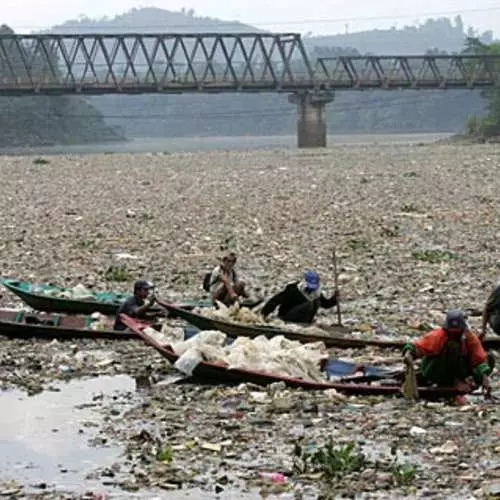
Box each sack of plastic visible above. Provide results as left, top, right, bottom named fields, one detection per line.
left=145, top=325, right=184, bottom=347
left=174, top=347, right=203, bottom=376
left=71, top=283, right=96, bottom=301
left=172, top=330, right=227, bottom=356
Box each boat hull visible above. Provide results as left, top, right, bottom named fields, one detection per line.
left=1, top=278, right=209, bottom=316
left=0, top=309, right=137, bottom=340
left=157, top=299, right=500, bottom=350
left=122, top=314, right=468, bottom=399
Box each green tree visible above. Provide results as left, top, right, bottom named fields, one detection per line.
left=463, top=38, right=500, bottom=138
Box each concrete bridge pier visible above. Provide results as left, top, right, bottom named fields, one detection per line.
left=288, top=91, right=334, bottom=148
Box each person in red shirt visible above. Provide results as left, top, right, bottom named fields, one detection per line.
left=403, top=309, right=492, bottom=396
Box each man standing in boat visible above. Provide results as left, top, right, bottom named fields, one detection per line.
left=260, top=270, right=339, bottom=325
left=403, top=309, right=493, bottom=396
left=206, top=253, right=249, bottom=307
left=113, top=279, right=156, bottom=331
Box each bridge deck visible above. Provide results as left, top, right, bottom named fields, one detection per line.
left=0, top=33, right=498, bottom=95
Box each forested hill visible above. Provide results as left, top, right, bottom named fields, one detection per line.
left=50, top=7, right=262, bottom=34
left=0, top=25, right=124, bottom=148
left=34, top=10, right=500, bottom=140
left=307, top=16, right=493, bottom=55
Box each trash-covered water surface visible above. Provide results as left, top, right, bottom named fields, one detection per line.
left=0, top=143, right=499, bottom=498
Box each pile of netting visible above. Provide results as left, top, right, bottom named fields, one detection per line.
left=144, top=324, right=329, bottom=382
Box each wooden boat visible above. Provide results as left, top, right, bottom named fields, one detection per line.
left=0, top=309, right=136, bottom=340
left=1, top=278, right=211, bottom=316
left=0, top=308, right=201, bottom=341
left=157, top=299, right=500, bottom=350
left=122, top=315, right=468, bottom=399
left=157, top=298, right=405, bottom=349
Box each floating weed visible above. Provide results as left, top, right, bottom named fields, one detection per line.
left=76, top=239, right=98, bottom=250
left=138, top=212, right=154, bottom=223
left=401, top=202, right=420, bottom=213
left=293, top=440, right=367, bottom=480
left=294, top=440, right=419, bottom=487
left=346, top=238, right=368, bottom=251
left=104, top=265, right=131, bottom=282
left=157, top=442, right=173, bottom=463
left=33, top=157, right=50, bottom=165
left=391, top=462, right=418, bottom=486
left=412, top=249, right=458, bottom=263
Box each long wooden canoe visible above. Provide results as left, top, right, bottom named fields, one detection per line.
left=1, top=278, right=211, bottom=316
left=157, top=299, right=406, bottom=349
left=122, top=315, right=468, bottom=399
left=0, top=308, right=203, bottom=341
left=0, top=309, right=136, bottom=340
left=157, top=298, right=500, bottom=350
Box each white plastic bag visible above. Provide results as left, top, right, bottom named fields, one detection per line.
left=174, top=348, right=203, bottom=376
left=71, top=283, right=96, bottom=301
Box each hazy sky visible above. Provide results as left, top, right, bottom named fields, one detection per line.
left=3, top=0, right=500, bottom=36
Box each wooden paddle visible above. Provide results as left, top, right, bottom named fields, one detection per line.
left=332, top=248, right=342, bottom=326
left=402, top=363, right=419, bottom=400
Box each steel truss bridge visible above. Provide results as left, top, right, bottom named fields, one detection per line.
left=0, top=33, right=499, bottom=95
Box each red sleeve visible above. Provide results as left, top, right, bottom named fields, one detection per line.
left=465, top=332, right=487, bottom=367
left=414, top=329, right=448, bottom=356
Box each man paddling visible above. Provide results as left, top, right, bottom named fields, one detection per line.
left=403, top=309, right=492, bottom=397
left=260, top=270, right=339, bottom=325
left=113, top=279, right=156, bottom=331
left=206, top=253, right=249, bottom=307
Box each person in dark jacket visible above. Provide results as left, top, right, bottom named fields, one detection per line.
left=260, top=270, right=339, bottom=325
left=114, top=279, right=156, bottom=331
left=481, top=282, right=500, bottom=338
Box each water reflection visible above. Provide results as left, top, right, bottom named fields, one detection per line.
left=0, top=375, right=135, bottom=491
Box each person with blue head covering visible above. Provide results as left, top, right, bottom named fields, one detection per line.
left=260, top=270, right=340, bottom=324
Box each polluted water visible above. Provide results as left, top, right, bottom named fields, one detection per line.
left=0, top=375, right=136, bottom=494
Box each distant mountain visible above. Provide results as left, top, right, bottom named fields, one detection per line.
left=48, top=8, right=269, bottom=79
left=45, top=9, right=494, bottom=139
left=305, top=16, right=494, bottom=55
left=49, top=7, right=263, bottom=34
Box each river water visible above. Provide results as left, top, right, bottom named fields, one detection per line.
left=0, top=133, right=452, bottom=156
left=0, top=375, right=135, bottom=495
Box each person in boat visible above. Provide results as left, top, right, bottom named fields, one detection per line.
left=403, top=309, right=492, bottom=396
left=207, top=252, right=249, bottom=307
left=260, top=270, right=339, bottom=325
left=113, top=279, right=156, bottom=331
left=481, top=281, right=500, bottom=338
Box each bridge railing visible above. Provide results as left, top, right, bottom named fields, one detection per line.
left=314, top=55, right=500, bottom=89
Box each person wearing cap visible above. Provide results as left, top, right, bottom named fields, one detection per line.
left=260, top=270, right=339, bottom=324
left=481, top=282, right=500, bottom=338
left=208, top=252, right=248, bottom=307
left=403, top=309, right=492, bottom=396
left=113, top=279, right=156, bottom=331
